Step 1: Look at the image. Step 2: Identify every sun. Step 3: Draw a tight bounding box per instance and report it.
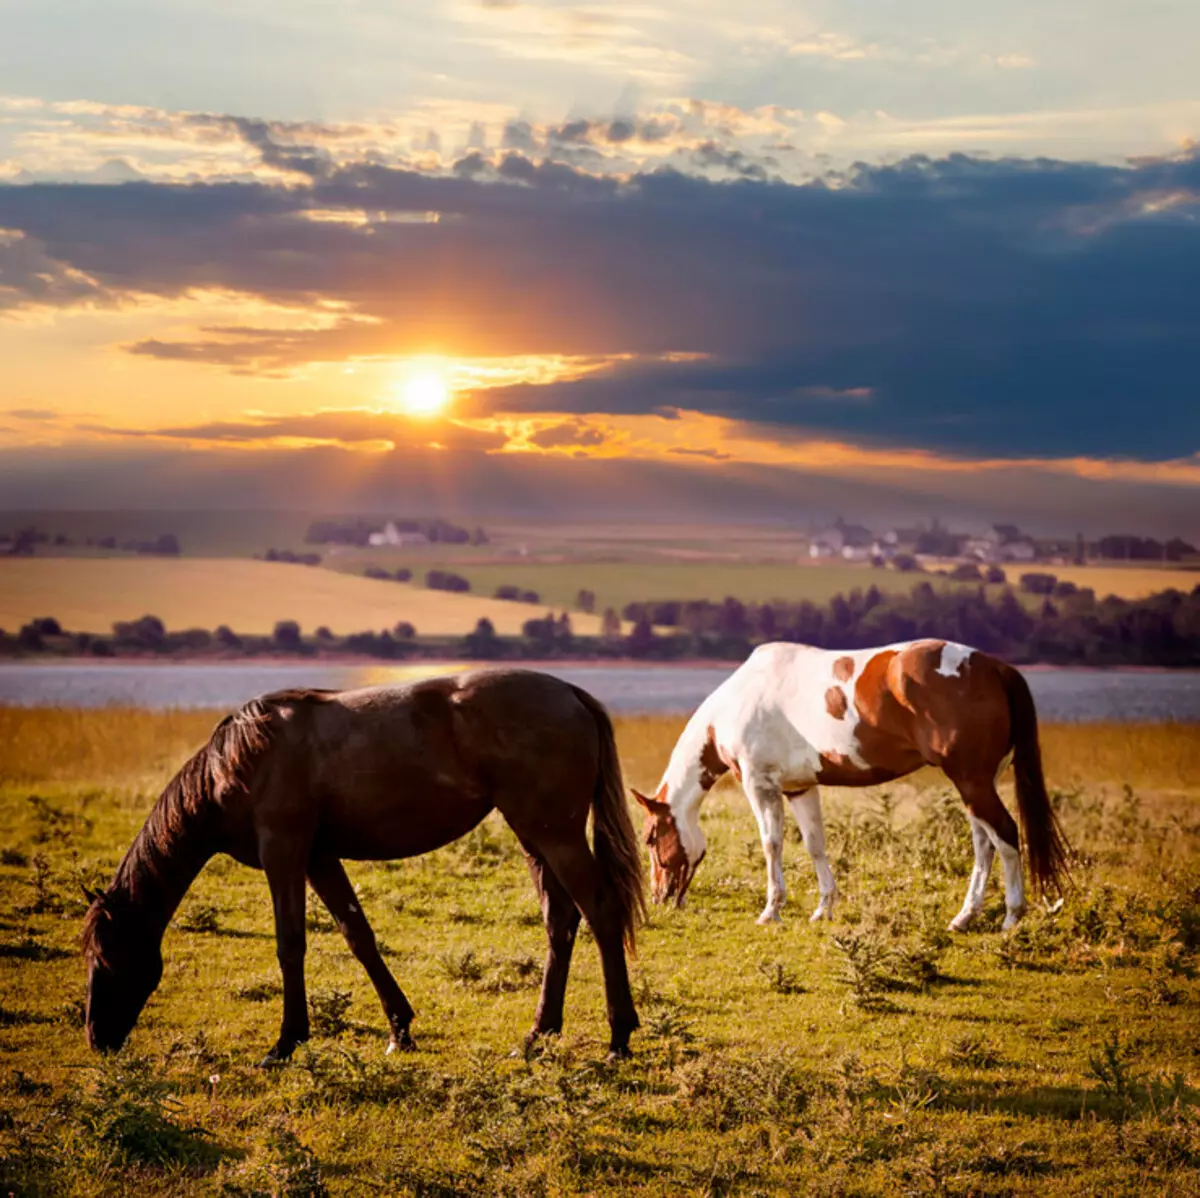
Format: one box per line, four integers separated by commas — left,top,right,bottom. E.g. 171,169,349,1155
396,362,451,417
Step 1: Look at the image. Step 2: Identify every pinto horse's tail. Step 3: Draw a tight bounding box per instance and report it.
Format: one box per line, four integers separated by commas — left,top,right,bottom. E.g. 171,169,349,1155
1001,665,1072,896
571,686,647,953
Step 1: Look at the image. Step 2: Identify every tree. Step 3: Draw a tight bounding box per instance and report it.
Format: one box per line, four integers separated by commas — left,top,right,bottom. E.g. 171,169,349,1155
273,620,302,650
601,608,622,641
464,617,501,658
577,589,596,614
626,615,657,657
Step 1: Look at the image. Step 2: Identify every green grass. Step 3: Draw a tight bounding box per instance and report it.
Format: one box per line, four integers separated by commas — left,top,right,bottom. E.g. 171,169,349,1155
327,557,976,613
2,711,1199,1194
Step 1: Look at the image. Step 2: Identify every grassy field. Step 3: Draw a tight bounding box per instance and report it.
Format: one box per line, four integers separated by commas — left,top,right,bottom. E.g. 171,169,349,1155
326,557,939,612
0,559,603,638
2,709,1199,1195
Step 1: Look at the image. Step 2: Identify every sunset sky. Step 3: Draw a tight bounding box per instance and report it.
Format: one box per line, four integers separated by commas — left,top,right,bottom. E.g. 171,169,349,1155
1,0,1198,532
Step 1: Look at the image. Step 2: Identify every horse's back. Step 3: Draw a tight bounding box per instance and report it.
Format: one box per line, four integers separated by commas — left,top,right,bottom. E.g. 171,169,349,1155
265,671,600,855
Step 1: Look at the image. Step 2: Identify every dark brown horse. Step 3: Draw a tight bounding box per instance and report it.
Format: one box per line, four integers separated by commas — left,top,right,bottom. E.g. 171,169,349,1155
82,670,646,1061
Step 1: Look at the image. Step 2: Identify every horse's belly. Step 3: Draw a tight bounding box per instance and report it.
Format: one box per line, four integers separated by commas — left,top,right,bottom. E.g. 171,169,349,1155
319,784,493,861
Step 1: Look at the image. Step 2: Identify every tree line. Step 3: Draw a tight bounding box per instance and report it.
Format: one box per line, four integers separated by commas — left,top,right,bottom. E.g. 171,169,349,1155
3,579,1198,666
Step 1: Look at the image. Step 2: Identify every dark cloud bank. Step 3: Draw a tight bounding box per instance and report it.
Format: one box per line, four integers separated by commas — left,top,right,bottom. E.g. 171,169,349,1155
0,136,1197,521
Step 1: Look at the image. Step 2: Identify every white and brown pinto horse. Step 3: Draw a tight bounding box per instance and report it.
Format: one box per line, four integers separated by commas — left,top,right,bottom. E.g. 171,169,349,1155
633,640,1070,932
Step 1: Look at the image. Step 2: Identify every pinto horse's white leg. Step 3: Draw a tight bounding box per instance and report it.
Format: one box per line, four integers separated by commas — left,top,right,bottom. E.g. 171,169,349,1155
745,773,787,924
787,787,838,921
948,814,995,932
951,778,1027,932
989,829,1027,930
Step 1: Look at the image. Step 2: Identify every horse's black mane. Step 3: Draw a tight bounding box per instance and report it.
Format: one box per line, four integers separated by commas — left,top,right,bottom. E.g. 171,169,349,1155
81,690,334,964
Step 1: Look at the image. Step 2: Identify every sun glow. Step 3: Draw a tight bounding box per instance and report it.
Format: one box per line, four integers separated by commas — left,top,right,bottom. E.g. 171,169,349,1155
396,360,451,417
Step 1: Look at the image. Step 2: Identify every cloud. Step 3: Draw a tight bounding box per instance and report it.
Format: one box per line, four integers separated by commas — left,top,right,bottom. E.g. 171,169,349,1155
0,145,1198,463
81,409,508,452
4,407,59,421
526,419,610,449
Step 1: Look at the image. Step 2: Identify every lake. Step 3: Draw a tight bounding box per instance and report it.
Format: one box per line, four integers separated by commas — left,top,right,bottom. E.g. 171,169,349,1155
0,661,1197,721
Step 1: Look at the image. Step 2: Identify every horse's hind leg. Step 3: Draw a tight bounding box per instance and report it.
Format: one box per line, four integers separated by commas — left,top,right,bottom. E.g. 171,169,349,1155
520,841,582,1045
535,835,639,1058
307,855,416,1052
949,773,1025,931
948,814,995,932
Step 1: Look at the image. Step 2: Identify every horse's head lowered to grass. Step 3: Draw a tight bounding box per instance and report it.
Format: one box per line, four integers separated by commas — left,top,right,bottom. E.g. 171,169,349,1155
81,888,164,1052
632,788,703,907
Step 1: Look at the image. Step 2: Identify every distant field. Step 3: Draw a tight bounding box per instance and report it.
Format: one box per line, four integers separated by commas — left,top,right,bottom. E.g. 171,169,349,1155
0,558,598,637
327,558,973,612
1037,563,1198,600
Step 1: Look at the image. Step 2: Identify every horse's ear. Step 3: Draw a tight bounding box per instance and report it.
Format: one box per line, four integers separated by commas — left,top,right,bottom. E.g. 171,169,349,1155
631,788,663,814
82,885,102,906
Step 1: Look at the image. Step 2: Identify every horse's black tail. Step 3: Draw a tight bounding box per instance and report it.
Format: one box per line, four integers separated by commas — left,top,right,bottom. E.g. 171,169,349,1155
1002,665,1072,896
571,686,646,954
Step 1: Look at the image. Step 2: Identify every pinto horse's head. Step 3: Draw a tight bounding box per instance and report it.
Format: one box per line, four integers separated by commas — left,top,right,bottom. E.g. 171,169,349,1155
632,788,703,906
81,889,163,1053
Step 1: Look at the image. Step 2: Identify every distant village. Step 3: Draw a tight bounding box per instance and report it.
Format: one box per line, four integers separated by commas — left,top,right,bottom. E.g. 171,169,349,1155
0,514,1195,566
805,518,1196,567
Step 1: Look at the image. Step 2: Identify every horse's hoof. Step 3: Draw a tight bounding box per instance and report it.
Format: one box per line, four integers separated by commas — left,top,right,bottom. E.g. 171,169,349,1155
607,1045,633,1062
259,1050,290,1069
1001,907,1027,932
948,911,977,933
810,906,833,923
386,1030,416,1055
757,910,781,925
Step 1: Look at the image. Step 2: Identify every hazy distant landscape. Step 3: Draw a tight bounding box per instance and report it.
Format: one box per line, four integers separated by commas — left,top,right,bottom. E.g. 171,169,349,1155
2,511,1196,667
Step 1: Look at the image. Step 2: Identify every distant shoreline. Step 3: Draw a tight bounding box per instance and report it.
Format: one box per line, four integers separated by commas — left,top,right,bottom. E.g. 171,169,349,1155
2,656,1196,675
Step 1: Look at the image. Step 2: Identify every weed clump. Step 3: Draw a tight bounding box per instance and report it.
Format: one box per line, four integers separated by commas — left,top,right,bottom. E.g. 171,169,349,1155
308,987,353,1038
177,900,221,934
67,1053,217,1167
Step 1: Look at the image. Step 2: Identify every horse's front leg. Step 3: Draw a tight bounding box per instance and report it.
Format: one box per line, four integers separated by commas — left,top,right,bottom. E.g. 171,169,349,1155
745,772,787,924
260,834,310,1065
787,787,838,921
307,854,417,1052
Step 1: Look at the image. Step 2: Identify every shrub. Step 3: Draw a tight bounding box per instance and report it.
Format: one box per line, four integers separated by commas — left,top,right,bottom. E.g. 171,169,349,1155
112,614,167,650
985,564,1007,584
214,624,242,649
426,570,470,593
177,901,221,933
950,563,982,581
309,987,353,1037
1020,572,1058,595
273,620,302,650
71,1054,216,1167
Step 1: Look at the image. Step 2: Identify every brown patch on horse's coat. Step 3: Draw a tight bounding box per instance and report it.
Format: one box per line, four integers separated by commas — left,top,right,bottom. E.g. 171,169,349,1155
832,655,855,682
698,726,729,790
825,686,847,720
815,649,924,785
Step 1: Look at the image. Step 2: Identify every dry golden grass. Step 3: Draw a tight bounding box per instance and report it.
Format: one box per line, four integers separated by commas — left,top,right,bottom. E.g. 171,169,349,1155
0,557,602,637
1038,563,1197,600
2,704,1193,798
